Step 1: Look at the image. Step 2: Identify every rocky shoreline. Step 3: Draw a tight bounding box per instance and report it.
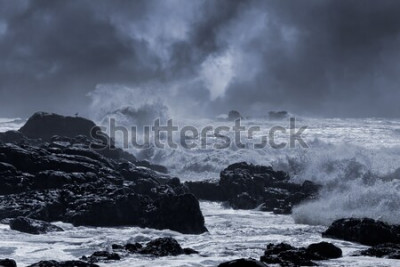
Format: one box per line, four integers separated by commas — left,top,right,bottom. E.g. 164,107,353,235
0,112,398,266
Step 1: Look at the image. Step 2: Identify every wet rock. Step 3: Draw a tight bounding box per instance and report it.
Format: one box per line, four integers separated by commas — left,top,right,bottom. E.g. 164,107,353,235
81,251,120,263
27,260,99,267
149,194,207,234
139,237,184,256
183,248,199,255
185,179,225,202
355,243,400,259
306,242,342,259
0,259,17,267
218,258,267,267
260,242,342,266
260,243,316,266
0,112,207,235
124,243,143,253
322,218,400,246
9,216,63,235
186,162,320,214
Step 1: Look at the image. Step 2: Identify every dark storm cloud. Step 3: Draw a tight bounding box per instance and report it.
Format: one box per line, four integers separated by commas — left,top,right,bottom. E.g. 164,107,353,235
0,0,400,118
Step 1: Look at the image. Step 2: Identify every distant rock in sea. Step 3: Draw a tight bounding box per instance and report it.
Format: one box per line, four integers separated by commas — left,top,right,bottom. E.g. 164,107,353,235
268,111,289,120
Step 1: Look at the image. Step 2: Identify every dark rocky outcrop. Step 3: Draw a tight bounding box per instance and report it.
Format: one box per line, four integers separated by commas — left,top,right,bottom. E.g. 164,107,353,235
354,243,400,259
27,260,99,267
260,242,342,266
19,112,105,143
306,242,342,259
0,259,17,267
139,237,185,256
268,111,288,120
9,216,63,234
0,113,207,235
186,162,320,214
218,258,267,267
322,218,400,246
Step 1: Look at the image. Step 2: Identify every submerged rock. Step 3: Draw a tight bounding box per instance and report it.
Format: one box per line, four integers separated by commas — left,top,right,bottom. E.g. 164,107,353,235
27,261,99,267
322,218,400,246
81,251,121,263
355,243,400,259
186,162,320,214
218,258,267,267
9,217,63,235
110,237,198,257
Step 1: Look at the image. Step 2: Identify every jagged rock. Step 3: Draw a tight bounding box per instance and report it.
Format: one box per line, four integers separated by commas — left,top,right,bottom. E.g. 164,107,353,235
0,259,17,267
110,237,197,258
322,218,400,246
218,258,267,267
27,260,99,267
9,216,63,234
354,243,400,259
0,113,207,235
186,162,320,214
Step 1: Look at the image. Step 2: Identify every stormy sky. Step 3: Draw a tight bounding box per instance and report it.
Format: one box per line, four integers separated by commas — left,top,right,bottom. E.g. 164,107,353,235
1,0,400,118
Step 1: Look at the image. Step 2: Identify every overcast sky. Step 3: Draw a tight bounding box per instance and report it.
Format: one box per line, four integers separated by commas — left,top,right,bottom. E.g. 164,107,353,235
1,0,400,118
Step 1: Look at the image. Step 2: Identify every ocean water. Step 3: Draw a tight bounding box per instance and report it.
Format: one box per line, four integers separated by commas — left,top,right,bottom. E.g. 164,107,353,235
1,116,400,266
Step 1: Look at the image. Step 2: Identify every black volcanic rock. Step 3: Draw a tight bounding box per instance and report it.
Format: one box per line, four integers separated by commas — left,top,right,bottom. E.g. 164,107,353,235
0,113,207,235
218,258,267,267
185,162,320,214
322,218,400,246
9,216,63,234
0,259,17,267
27,260,99,267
